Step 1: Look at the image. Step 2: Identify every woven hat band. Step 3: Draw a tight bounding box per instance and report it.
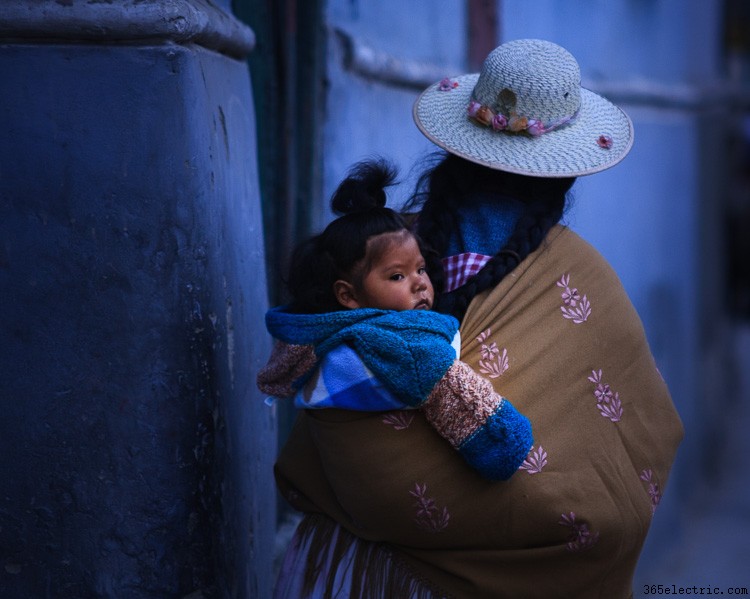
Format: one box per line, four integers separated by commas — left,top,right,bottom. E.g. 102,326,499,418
472,41,581,125
466,99,579,137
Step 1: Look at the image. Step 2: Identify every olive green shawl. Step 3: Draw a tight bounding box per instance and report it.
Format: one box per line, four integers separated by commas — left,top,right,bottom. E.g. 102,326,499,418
274,226,684,599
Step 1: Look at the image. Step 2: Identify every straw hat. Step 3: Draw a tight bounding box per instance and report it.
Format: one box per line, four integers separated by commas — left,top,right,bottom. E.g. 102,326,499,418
413,39,633,177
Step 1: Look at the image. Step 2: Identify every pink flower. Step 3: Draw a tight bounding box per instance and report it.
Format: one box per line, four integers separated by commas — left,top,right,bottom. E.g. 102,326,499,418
491,114,508,131
383,411,414,430
410,483,450,532
480,341,499,359
519,445,548,474
527,119,545,136
561,286,580,306
476,329,491,344
439,77,458,91
559,512,600,551
597,134,613,149
467,101,481,117
593,383,612,401
640,469,662,513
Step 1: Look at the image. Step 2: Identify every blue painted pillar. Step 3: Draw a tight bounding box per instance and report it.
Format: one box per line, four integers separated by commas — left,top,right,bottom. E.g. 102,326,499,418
0,2,275,597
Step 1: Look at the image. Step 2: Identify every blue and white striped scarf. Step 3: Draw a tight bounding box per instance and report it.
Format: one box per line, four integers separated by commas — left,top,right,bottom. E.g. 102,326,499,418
264,307,460,410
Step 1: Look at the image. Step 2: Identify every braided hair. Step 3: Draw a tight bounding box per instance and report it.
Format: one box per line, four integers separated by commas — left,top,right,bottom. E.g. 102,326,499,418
407,153,575,321
286,159,415,313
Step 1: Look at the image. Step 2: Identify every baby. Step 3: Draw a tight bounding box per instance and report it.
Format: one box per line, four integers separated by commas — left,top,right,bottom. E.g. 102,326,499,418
257,160,532,480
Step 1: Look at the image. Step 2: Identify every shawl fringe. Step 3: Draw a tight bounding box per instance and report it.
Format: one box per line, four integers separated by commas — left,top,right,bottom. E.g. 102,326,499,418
296,514,454,599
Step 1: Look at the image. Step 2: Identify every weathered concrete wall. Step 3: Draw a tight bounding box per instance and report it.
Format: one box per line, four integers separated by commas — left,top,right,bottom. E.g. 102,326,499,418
0,3,275,598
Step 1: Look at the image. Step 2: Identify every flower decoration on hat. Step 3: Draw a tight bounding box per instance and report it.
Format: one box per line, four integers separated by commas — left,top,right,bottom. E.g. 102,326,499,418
467,88,577,138
469,100,548,137
438,77,459,91
597,135,613,149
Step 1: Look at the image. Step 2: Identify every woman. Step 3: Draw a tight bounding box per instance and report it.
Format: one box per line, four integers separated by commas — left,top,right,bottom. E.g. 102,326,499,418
269,39,684,599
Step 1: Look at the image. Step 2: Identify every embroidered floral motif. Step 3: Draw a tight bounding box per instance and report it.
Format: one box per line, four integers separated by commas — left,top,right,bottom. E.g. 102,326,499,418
383,411,414,430
438,77,459,91
557,274,591,323
410,483,450,533
559,512,600,552
639,469,662,513
588,369,624,422
475,329,509,378
519,445,548,474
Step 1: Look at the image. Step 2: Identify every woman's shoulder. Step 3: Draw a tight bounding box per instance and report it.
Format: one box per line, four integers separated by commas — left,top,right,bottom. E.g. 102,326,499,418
548,225,611,261
461,223,640,347
539,225,626,287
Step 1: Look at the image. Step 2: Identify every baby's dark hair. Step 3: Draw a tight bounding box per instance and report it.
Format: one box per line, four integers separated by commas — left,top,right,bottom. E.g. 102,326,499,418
286,159,416,313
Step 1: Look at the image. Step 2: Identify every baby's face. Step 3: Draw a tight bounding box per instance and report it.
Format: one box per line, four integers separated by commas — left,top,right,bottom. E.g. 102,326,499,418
354,234,434,311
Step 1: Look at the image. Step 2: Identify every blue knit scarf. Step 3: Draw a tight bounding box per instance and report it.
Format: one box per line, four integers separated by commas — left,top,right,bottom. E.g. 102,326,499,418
265,307,459,407
446,192,524,256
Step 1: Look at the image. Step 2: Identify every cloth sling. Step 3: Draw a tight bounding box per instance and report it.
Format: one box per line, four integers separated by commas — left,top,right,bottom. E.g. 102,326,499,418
260,307,534,480
273,226,684,598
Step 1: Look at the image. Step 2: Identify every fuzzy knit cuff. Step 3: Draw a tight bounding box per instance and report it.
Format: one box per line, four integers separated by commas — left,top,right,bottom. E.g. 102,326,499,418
256,342,317,398
423,360,533,480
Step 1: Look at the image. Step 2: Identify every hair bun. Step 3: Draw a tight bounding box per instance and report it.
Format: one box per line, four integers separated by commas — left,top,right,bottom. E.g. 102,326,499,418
331,158,398,215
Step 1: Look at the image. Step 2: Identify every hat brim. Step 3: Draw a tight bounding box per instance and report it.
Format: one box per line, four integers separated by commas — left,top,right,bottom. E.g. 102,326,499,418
413,74,634,178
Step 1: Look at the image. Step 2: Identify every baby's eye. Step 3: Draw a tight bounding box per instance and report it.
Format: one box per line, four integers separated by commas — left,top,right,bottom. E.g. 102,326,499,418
418,266,427,275
389,273,405,281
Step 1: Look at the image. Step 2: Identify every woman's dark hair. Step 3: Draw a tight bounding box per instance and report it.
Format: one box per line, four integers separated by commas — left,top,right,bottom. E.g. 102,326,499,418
407,152,575,321
286,159,414,313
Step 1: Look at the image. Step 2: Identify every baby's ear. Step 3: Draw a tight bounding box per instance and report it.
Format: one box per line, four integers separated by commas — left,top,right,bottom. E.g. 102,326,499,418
333,280,361,309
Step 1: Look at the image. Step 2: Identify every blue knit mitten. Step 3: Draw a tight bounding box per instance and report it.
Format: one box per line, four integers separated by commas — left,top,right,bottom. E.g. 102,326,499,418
422,360,533,480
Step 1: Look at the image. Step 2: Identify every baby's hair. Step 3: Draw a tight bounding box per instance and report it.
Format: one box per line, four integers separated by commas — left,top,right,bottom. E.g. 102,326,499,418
286,159,416,313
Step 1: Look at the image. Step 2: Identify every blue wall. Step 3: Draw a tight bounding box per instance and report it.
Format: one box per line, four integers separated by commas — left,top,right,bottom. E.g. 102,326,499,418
0,35,274,599
322,0,467,218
